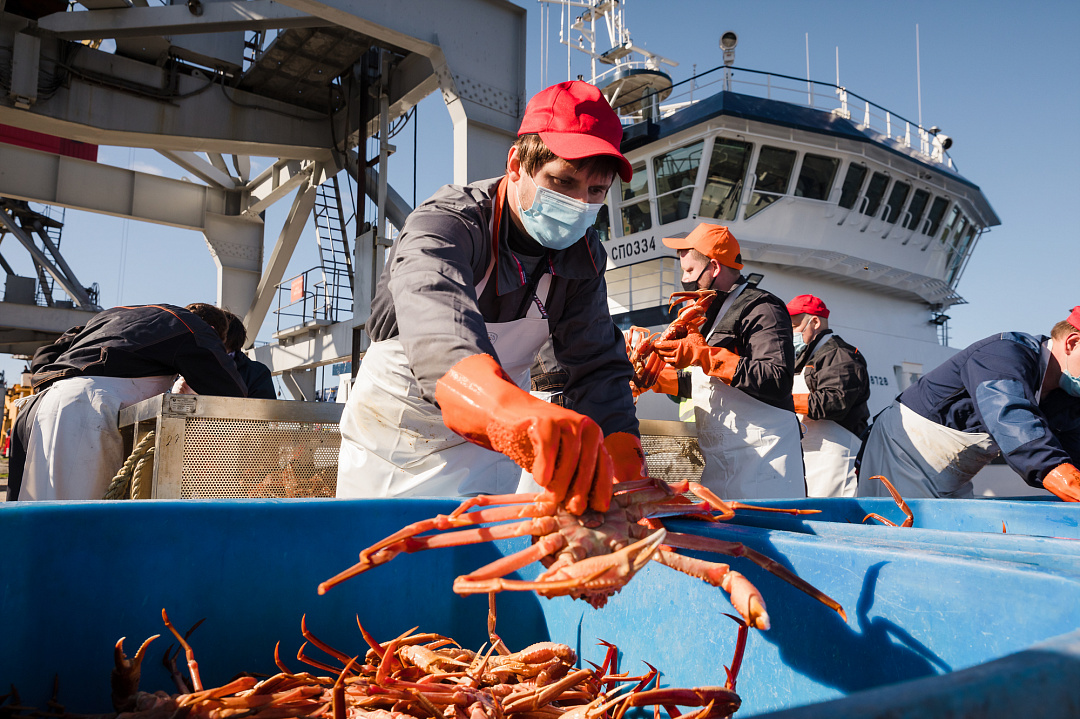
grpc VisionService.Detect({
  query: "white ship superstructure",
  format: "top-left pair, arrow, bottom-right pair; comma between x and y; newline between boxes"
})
544,2 -> 1000,421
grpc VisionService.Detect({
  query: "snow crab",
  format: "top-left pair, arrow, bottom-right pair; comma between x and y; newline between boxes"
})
626,290 -> 717,394
319,478 -> 845,631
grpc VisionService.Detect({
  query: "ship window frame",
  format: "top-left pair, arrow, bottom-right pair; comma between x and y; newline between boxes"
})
794,152 -> 840,202
699,135 -> 754,222
861,171 -> 891,218
838,162 -> 869,210
616,160 -> 652,236
902,188 -> 931,231
923,196 -> 950,237
939,205 -> 961,243
652,140 -> 706,226
744,144 -> 798,220
883,181 -> 911,224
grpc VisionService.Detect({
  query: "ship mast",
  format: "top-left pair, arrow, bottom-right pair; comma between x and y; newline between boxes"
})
538,0 -> 677,118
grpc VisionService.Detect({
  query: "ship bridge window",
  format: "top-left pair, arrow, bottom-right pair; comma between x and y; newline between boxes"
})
902,189 -> 930,231
884,182 -> 911,224
939,205 -> 961,242
619,161 -> 651,235
592,203 -> 611,243
745,145 -> 797,219
700,137 -> 753,221
861,172 -> 890,217
653,141 -> 704,224
838,164 -> 868,209
795,153 -> 840,201
924,196 -> 950,236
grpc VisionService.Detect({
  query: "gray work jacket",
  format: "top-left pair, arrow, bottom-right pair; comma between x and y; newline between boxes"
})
365,176 -> 638,438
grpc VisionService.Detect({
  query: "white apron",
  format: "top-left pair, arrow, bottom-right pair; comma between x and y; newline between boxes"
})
337,184 -> 550,499
692,284 -> 805,499
794,362 -> 860,498
19,375 -> 177,501
857,402 -> 999,499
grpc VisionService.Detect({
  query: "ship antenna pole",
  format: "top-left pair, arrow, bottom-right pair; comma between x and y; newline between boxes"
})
916,23 -> 923,128
805,33 -> 813,107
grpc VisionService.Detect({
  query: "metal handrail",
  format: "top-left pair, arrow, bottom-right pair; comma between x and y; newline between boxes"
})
613,63 -> 957,170
274,266 -> 352,332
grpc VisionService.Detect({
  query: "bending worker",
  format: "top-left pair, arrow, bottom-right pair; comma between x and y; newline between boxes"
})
647,224 -> 805,498
224,311 -> 276,399
858,307 -> 1080,500
336,80 -> 646,512
787,294 -> 870,497
9,303 -> 246,501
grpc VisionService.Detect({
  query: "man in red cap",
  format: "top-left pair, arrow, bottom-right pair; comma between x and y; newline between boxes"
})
645,223 -> 805,499
786,294 -> 870,497
336,81 -> 645,513
858,308 -> 1080,501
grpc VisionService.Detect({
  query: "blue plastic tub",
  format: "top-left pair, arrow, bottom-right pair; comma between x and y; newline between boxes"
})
728,496 -> 1080,538
2,499 -> 1079,718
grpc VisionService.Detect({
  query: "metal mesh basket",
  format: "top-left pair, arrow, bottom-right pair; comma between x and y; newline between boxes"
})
639,419 -> 703,486
118,394 -> 343,499
118,397 -> 699,499
182,418 -> 339,498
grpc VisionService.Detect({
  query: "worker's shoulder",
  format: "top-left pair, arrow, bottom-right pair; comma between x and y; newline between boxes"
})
416,177 -> 502,215
816,334 -> 867,365
738,284 -> 789,316
968,332 -> 1044,359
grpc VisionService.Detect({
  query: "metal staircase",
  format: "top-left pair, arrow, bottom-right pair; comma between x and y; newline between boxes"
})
313,175 -> 354,322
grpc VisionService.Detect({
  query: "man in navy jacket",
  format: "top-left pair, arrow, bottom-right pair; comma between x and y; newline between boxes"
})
858,307 -> 1080,501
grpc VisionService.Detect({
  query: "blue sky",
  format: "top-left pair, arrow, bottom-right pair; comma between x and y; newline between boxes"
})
2,0 -> 1078,387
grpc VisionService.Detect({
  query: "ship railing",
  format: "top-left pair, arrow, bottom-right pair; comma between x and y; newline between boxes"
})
610,62 -> 956,170
274,266 -> 352,334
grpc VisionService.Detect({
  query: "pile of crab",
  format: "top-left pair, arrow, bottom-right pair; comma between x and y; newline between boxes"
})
4,604 -> 750,719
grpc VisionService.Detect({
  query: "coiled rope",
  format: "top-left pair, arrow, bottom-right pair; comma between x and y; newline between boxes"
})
103,431 -> 156,500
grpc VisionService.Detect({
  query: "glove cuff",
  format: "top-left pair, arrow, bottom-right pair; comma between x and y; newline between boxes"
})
604,431 -> 647,483
652,365 -> 681,395
1044,463 -> 1080,502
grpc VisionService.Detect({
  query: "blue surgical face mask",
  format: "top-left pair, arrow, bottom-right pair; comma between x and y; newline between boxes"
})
517,173 -> 604,250
1061,349 -> 1080,398
792,331 -> 807,356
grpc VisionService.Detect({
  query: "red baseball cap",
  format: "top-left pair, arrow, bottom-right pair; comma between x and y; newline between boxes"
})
518,81 -> 633,183
662,224 -> 743,269
1068,306 -> 1080,331
787,294 -> 830,319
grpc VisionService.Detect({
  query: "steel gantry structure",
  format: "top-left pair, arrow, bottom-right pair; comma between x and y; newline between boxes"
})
0,0 -> 526,399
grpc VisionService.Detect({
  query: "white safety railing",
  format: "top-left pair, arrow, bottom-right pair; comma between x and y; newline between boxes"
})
611,63 -> 957,171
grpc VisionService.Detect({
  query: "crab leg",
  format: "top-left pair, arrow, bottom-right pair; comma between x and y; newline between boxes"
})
319,515 -> 559,594
659,531 -> 846,622
455,529 -> 667,598
862,475 -> 914,527
652,548 -> 769,630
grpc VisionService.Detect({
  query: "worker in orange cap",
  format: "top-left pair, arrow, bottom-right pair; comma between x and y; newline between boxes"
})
335,81 -> 645,513
858,307 -> 1080,501
645,223 -> 805,498
786,294 -> 870,497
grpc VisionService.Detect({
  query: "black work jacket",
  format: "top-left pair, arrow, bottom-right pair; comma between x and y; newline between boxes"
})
30,304 -> 247,397
795,330 -> 871,436
235,352 -> 276,399
678,282 -> 796,411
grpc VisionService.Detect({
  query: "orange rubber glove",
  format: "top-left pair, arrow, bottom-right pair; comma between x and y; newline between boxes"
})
652,334 -> 741,384
792,393 -> 810,415
648,364 -> 681,396
436,353 -> 614,514
604,432 -> 647,484
1043,463 -> 1080,502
